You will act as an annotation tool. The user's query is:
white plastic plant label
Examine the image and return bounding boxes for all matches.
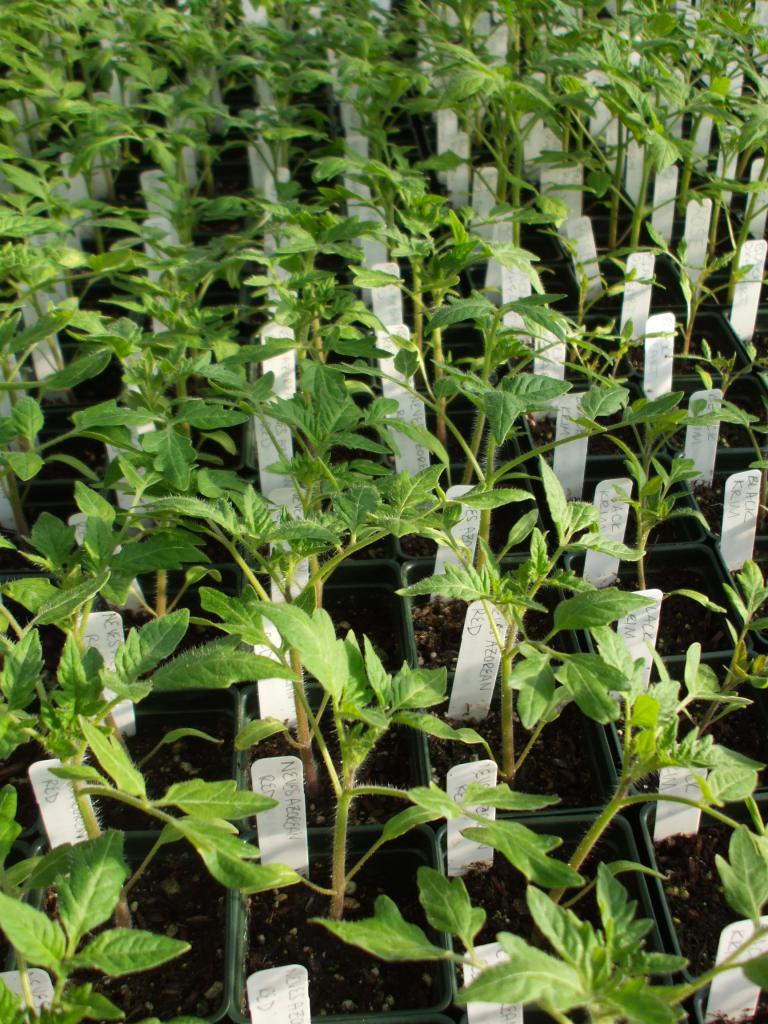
[446,760,498,876]
[720,470,762,571]
[23,301,65,383]
[650,164,679,245]
[253,325,295,496]
[464,942,521,1024]
[553,393,588,500]
[247,137,272,196]
[653,767,708,842]
[29,758,90,847]
[268,487,309,602]
[500,262,530,337]
[255,617,297,727]
[447,601,507,721]
[616,589,662,686]
[434,485,481,577]
[586,69,618,150]
[583,478,632,588]
[370,261,403,326]
[83,611,136,738]
[83,611,123,670]
[643,312,675,400]
[251,756,309,875]
[445,130,470,208]
[377,323,412,391]
[0,478,15,531]
[386,386,431,476]
[730,239,767,343]
[524,122,559,181]
[620,251,654,340]
[748,157,768,240]
[682,198,712,288]
[436,108,459,183]
[561,215,601,300]
[471,167,498,241]
[241,0,269,23]
[485,220,512,298]
[624,139,644,205]
[684,389,722,486]
[533,329,566,381]
[247,965,311,1024]
[540,164,583,219]
[705,916,768,1023]
[139,169,168,214]
[717,149,738,210]
[0,968,54,1011]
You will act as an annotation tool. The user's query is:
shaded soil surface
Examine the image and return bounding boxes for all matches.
[654,823,736,976]
[98,714,234,830]
[248,724,419,827]
[411,598,467,671]
[246,845,445,1016]
[693,478,726,537]
[47,850,227,1021]
[323,585,405,670]
[426,700,610,809]
[616,564,730,655]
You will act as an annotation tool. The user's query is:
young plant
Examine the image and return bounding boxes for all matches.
[237,602,453,919]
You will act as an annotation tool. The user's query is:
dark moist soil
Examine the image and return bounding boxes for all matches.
[47,849,226,1021]
[427,701,606,808]
[654,822,737,977]
[246,847,443,1016]
[693,478,725,537]
[98,715,234,830]
[410,593,567,674]
[707,994,768,1023]
[324,586,403,671]
[617,565,729,655]
[249,724,418,827]
[526,412,636,460]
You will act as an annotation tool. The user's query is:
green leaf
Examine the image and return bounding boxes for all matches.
[716,826,768,922]
[555,656,625,723]
[458,931,584,1009]
[553,590,654,632]
[58,832,129,946]
[142,427,195,491]
[462,820,583,888]
[5,451,43,480]
[313,895,448,961]
[31,569,110,627]
[539,457,570,543]
[262,605,348,701]
[74,481,117,523]
[80,717,146,799]
[0,891,66,969]
[380,805,441,842]
[74,928,190,976]
[170,818,300,892]
[458,487,533,510]
[10,396,43,441]
[0,980,26,1024]
[2,629,42,710]
[234,718,288,750]
[429,298,494,331]
[151,640,296,691]
[395,712,493,759]
[158,780,276,819]
[417,866,485,948]
[106,609,189,688]
[744,955,768,989]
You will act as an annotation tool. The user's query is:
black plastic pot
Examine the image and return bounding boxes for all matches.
[228,825,454,1023]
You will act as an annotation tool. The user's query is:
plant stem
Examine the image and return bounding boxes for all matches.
[499,650,515,783]
[290,647,318,796]
[330,787,352,920]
